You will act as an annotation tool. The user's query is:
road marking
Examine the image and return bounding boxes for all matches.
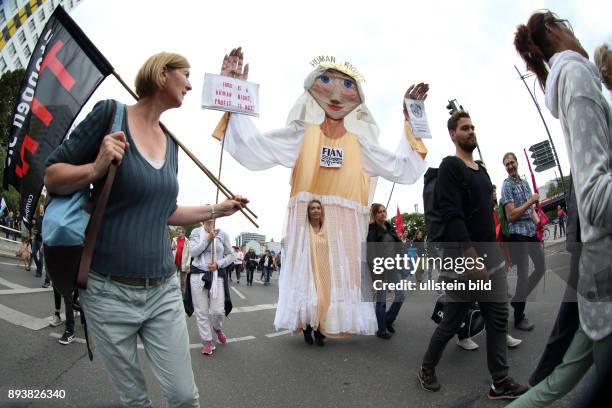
[231,286,246,300]
[49,333,257,348]
[0,276,27,289]
[0,261,21,267]
[0,304,50,330]
[265,330,290,338]
[232,303,277,313]
[226,335,257,343]
[0,287,53,295]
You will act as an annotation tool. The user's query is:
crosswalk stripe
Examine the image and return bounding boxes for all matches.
[0,303,50,330]
[0,276,27,289]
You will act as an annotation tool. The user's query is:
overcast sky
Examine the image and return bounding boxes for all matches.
[67,0,611,242]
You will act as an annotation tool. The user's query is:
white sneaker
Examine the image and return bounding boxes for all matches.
[507,334,522,348]
[457,337,479,350]
[49,314,62,327]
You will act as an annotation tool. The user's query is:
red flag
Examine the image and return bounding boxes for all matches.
[2,6,113,228]
[523,148,549,242]
[395,206,405,237]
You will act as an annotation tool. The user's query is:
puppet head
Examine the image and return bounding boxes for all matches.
[308,69,361,120]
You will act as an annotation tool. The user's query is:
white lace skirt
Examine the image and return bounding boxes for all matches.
[273,192,377,335]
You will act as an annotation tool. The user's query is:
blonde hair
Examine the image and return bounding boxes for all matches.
[594,44,611,76]
[135,52,190,98]
[307,199,324,226]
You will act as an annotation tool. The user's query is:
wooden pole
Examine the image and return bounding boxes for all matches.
[111,71,259,228]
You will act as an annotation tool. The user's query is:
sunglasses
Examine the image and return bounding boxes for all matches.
[547,18,574,34]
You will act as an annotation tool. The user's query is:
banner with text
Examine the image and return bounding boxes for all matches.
[2,6,113,228]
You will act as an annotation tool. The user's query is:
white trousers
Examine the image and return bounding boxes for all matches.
[190,274,224,343]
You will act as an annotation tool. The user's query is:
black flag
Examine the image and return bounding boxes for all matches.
[2,5,113,228]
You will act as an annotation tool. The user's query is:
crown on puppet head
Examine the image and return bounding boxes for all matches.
[309,55,365,83]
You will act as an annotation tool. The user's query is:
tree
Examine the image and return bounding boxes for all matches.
[545,175,571,198]
[0,69,25,149]
[391,212,426,240]
[0,69,25,216]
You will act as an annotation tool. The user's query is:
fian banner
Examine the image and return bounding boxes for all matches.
[202,73,259,117]
[2,6,113,228]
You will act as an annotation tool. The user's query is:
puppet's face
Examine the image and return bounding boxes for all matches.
[309,69,361,119]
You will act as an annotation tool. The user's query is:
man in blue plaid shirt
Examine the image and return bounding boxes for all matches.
[500,152,546,331]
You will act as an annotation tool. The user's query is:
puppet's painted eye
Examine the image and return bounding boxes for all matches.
[319,75,330,84]
[343,79,354,88]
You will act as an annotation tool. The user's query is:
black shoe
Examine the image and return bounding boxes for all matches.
[376,330,392,339]
[314,330,325,346]
[488,377,529,400]
[514,318,534,331]
[418,367,440,392]
[59,331,75,345]
[34,273,42,278]
[386,321,396,334]
[303,326,313,345]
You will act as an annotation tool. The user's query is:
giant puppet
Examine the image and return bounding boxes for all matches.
[216,48,428,336]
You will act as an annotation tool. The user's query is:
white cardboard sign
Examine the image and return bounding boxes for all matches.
[405,98,432,139]
[201,73,260,117]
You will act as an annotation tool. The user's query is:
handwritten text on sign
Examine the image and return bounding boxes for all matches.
[201,73,260,117]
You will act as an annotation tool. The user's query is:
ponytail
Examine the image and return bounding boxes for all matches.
[514,10,558,90]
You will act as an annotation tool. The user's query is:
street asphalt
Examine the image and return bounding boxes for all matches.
[0,240,589,407]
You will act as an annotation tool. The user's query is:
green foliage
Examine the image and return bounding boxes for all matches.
[391,212,426,240]
[546,176,571,198]
[0,69,25,149]
[0,69,26,215]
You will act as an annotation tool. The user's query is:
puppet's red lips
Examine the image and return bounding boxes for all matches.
[327,104,343,111]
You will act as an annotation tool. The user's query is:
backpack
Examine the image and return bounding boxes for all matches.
[431,295,485,339]
[423,156,489,242]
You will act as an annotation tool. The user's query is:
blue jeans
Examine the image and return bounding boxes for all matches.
[262,267,270,283]
[375,271,406,332]
[81,271,199,407]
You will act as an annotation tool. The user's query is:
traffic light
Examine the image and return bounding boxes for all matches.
[529,140,555,172]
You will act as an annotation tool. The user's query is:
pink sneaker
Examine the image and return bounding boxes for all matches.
[214,328,227,344]
[201,340,215,355]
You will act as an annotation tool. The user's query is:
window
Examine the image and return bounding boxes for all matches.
[9,0,17,12]
[38,8,46,23]
[28,19,36,33]
[33,33,38,43]
[0,57,7,73]
[24,44,31,60]
[14,57,23,69]
[7,43,16,57]
[0,9,6,25]
[17,30,26,45]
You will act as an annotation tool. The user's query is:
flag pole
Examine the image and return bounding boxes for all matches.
[386,182,396,209]
[111,71,259,228]
[211,116,230,260]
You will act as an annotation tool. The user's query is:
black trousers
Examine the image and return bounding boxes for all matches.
[53,286,76,333]
[508,234,546,323]
[246,267,255,284]
[422,270,509,381]
[233,265,242,281]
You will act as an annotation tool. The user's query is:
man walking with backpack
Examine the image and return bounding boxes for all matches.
[499,152,546,331]
[418,111,527,400]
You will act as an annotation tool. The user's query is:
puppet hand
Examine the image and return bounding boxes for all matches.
[220,47,250,80]
[403,83,429,121]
